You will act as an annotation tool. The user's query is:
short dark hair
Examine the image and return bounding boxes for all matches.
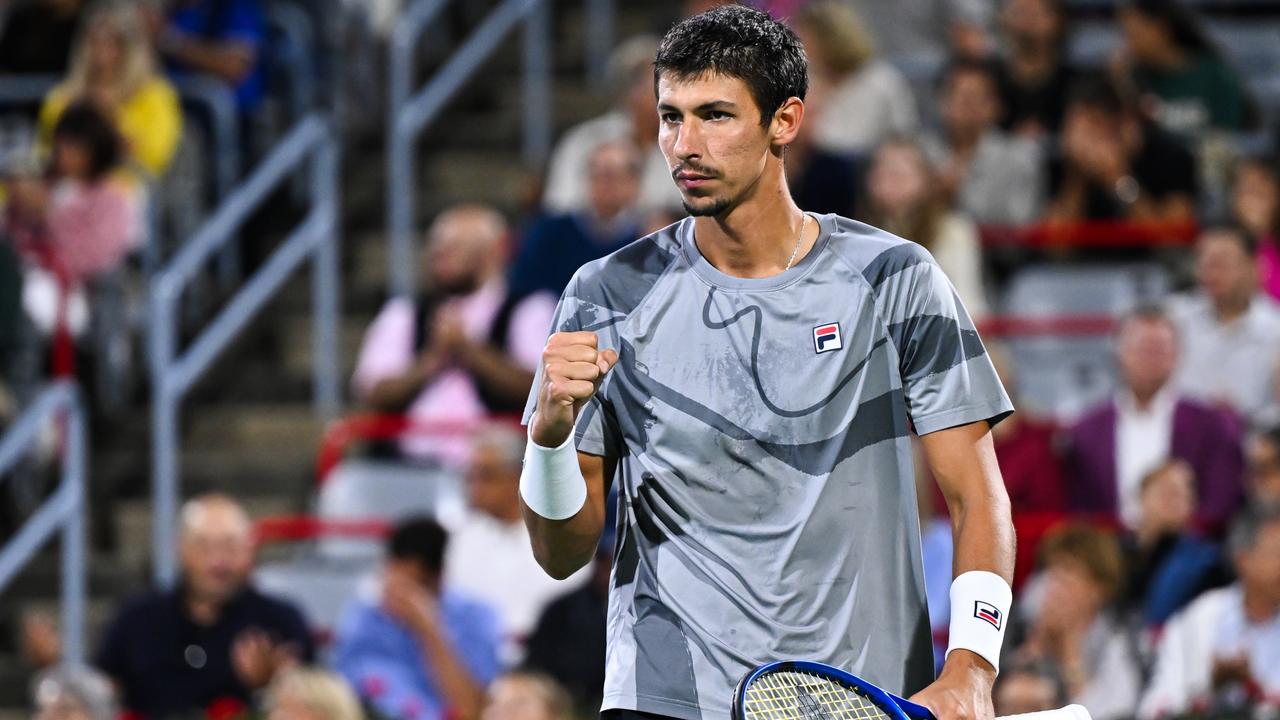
[937,56,1000,93]
[1199,222,1259,257]
[1228,502,1280,556]
[52,102,122,181]
[388,516,448,575]
[654,4,808,126]
[1066,73,1135,118]
[1116,302,1177,339]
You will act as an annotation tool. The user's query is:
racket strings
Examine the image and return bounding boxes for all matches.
[743,670,894,720]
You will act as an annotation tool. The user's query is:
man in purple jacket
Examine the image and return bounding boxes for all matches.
[1064,306,1244,535]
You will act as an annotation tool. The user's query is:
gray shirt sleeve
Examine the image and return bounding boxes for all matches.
[521,274,624,457]
[873,245,1013,435]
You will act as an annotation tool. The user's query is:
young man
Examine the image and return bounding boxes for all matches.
[519,7,1016,720]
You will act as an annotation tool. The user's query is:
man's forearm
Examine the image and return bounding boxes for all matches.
[415,624,483,720]
[454,341,536,406]
[521,427,612,579]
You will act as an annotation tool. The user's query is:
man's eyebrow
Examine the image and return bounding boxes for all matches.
[656,100,740,113]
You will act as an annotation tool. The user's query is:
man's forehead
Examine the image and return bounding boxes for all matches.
[656,70,753,105]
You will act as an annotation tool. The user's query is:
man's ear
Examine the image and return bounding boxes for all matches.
[771,97,805,148]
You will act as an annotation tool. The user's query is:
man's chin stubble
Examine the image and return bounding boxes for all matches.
[682,197,732,217]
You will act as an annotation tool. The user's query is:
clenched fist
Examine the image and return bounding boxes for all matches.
[530,331,618,447]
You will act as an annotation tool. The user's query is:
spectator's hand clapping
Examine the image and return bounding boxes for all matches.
[232,629,297,690]
[431,307,466,354]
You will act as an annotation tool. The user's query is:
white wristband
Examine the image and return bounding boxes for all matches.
[946,570,1012,674]
[519,429,588,520]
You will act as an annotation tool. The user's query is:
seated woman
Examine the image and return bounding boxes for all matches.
[860,137,989,319]
[791,0,919,156]
[38,0,182,180]
[1011,524,1143,720]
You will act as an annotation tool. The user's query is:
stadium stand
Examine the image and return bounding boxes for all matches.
[4,0,1280,717]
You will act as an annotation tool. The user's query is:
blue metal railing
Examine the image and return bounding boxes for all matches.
[386,0,552,297]
[149,114,341,586]
[0,381,88,664]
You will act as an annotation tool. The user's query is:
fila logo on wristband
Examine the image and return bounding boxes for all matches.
[974,601,1003,630]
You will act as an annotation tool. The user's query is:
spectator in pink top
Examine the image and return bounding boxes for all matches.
[5,102,138,285]
[1230,158,1280,303]
[352,204,556,467]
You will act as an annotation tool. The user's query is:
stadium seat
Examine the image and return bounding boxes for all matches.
[1001,263,1170,420]
[313,458,465,558]
[253,554,375,648]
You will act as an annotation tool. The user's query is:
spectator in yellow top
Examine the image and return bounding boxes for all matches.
[38,0,182,179]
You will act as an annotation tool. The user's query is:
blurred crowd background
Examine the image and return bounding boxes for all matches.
[2,0,1280,718]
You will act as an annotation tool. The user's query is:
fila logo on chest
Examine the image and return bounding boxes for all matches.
[812,322,842,354]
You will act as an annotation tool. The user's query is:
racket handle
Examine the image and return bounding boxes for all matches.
[997,704,1093,720]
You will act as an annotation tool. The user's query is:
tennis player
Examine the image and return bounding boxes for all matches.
[520,7,1016,720]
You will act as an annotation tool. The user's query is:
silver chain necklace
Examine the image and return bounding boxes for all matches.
[784,214,808,271]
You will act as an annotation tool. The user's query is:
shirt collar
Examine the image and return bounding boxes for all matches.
[1116,384,1178,418]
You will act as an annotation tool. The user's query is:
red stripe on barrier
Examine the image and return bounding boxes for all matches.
[315,413,524,485]
[980,220,1199,249]
[253,515,391,546]
[978,314,1117,338]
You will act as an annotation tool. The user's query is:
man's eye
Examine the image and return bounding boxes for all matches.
[661,113,681,123]
[709,111,732,120]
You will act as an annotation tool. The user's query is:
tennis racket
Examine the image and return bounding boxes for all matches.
[732,660,1092,720]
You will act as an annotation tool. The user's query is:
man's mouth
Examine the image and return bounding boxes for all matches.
[675,171,714,189]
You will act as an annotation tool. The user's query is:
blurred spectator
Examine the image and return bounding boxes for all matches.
[792,1,919,157]
[443,425,589,665]
[149,0,267,116]
[352,205,555,468]
[5,103,138,288]
[523,540,611,715]
[95,493,315,718]
[861,137,989,318]
[510,140,646,301]
[31,666,118,720]
[1245,427,1280,507]
[1168,224,1280,424]
[993,659,1069,716]
[923,57,1044,225]
[333,517,501,720]
[38,0,182,178]
[481,672,572,720]
[1014,524,1141,720]
[781,63,860,220]
[266,668,365,720]
[1122,460,1231,627]
[995,0,1075,138]
[1116,0,1250,135]
[1230,158,1280,303]
[1138,503,1280,718]
[1064,307,1244,534]
[988,343,1067,513]
[542,36,681,216]
[846,0,995,60]
[0,0,85,75]
[1046,75,1197,223]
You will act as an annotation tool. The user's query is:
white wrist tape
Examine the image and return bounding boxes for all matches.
[946,570,1013,674]
[520,429,588,520]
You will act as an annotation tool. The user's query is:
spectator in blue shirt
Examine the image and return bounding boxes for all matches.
[149,0,267,113]
[510,139,648,300]
[333,517,501,720]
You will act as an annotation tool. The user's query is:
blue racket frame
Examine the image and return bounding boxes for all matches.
[732,661,936,720]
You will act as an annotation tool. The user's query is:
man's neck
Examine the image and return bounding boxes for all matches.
[1010,43,1056,81]
[948,128,984,157]
[1128,384,1168,412]
[184,594,224,626]
[693,175,810,278]
[1242,586,1280,624]
[1213,293,1252,324]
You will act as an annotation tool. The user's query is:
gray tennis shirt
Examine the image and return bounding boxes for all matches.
[522,213,1012,720]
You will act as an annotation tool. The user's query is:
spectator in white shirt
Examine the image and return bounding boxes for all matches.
[541,35,682,216]
[1169,224,1280,426]
[443,425,589,665]
[1139,503,1280,718]
[792,0,920,156]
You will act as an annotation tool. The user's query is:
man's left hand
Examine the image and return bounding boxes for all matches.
[907,650,996,720]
